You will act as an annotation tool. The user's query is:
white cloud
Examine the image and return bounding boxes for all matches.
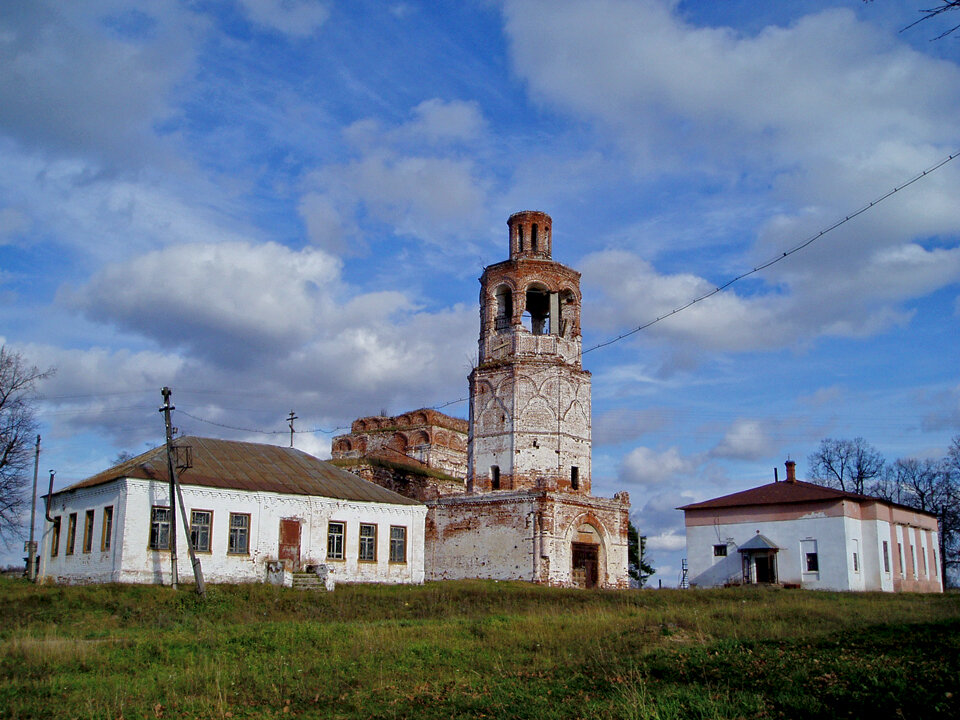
[619,445,694,486]
[711,419,774,460]
[644,531,686,552]
[237,0,329,37]
[0,1,201,167]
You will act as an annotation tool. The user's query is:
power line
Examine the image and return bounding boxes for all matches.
[583,150,960,355]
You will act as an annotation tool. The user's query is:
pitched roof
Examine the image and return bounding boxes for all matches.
[678,479,877,511]
[58,436,420,506]
[738,533,779,551]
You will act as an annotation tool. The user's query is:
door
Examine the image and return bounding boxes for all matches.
[279,519,301,571]
[572,542,599,589]
[755,553,777,584]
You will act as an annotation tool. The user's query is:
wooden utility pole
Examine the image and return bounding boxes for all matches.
[159,387,205,596]
[26,435,40,581]
[160,387,179,589]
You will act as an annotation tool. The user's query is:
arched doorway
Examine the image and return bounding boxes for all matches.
[570,521,604,589]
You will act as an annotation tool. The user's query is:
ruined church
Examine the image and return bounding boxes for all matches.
[332,211,630,588]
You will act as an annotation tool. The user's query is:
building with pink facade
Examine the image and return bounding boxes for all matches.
[680,461,942,592]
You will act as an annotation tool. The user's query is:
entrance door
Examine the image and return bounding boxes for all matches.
[572,542,599,589]
[279,519,301,571]
[755,553,777,584]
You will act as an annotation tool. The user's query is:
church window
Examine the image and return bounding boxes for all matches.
[571,466,579,490]
[491,465,500,490]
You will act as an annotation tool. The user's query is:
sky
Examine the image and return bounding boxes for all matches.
[2,0,959,584]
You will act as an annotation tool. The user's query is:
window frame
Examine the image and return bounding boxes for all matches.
[327,521,345,561]
[713,544,728,558]
[389,525,407,564]
[190,509,213,553]
[149,506,171,551]
[882,540,890,573]
[227,512,251,555]
[358,523,377,562]
[66,513,77,556]
[805,552,819,572]
[50,516,61,558]
[101,506,114,552]
[82,509,95,553]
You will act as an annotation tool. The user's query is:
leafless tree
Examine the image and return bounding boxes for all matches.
[0,347,53,541]
[807,437,885,495]
[865,1,960,39]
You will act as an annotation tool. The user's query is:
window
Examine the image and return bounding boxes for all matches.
[228,513,250,554]
[882,540,890,573]
[101,506,113,551]
[359,523,377,562]
[390,526,407,563]
[801,539,818,573]
[921,548,927,576]
[82,510,95,553]
[491,465,500,490]
[898,542,904,574]
[571,466,579,491]
[190,510,212,553]
[932,549,938,578]
[852,539,859,573]
[327,521,345,560]
[150,506,171,550]
[66,513,77,555]
[50,516,61,558]
[713,544,727,558]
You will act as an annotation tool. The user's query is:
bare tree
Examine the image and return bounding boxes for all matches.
[0,347,53,541]
[807,437,885,495]
[865,1,960,39]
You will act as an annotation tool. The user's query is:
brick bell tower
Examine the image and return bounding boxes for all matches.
[467,211,592,494]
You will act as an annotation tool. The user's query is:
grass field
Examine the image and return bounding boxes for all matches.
[1,578,958,719]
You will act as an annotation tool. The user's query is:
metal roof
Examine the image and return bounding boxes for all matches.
[57,436,421,506]
[738,533,779,552]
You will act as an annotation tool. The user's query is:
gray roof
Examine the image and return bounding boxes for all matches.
[738,534,779,552]
[58,436,420,506]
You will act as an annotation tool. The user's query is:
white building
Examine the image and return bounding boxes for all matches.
[680,461,942,593]
[38,436,426,586]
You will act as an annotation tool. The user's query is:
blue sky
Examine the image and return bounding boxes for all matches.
[2,1,959,584]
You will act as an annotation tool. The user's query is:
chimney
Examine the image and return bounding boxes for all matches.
[785,460,797,483]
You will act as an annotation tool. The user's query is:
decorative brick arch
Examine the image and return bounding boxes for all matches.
[562,511,611,588]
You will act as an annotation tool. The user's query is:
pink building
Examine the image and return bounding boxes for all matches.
[680,461,942,592]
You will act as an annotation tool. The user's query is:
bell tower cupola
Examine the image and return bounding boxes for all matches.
[509,210,552,260]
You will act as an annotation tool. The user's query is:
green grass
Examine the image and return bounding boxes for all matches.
[1,578,958,719]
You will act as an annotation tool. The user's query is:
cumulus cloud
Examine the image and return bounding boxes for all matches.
[619,445,694,486]
[711,419,774,461]
[300,100,491,252]
[61,242,342,366]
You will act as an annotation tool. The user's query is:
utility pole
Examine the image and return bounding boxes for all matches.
[287,410,298,448]
[159,387,205,595]
[26,435,40,581]
[160,388,179,589]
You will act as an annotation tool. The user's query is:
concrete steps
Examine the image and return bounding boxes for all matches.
[291,572,326,590]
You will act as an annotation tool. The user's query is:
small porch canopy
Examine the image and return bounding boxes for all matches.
[738,533,780,584]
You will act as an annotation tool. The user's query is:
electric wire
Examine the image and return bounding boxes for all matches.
[582,150,960,355]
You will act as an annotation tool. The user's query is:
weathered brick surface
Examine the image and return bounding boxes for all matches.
[337,212,631,589]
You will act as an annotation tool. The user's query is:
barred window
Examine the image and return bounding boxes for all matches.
[389,526,407,564]
[191,510,212,553]
[228,513,250,555]
[327,521,345,560]
[359,523,377,562]
[150,507,170,550]
[713,544,727,557]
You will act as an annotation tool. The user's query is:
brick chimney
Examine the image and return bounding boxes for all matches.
[785,460,797,483]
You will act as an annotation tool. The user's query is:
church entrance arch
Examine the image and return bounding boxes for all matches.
[569,521,604,589]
